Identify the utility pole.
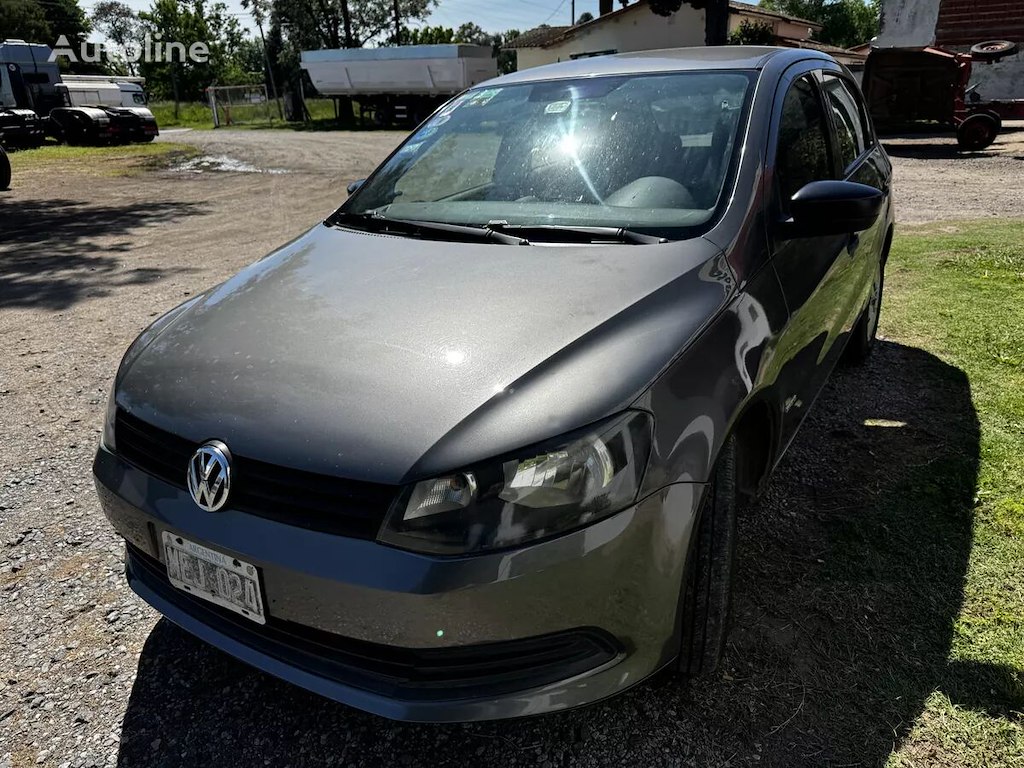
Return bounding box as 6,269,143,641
571,0,575,24
394,0,401,44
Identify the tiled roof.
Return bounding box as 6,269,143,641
506,1,822,51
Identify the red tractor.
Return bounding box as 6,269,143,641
863,40,1023,151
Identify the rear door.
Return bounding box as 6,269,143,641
766,68,856,445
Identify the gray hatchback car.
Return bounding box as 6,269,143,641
95,46,893,721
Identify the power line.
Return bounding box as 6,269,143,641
542,0,570,25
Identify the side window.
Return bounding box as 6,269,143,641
775,75,831,208
822,74,867,171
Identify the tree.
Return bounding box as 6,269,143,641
92,1,142,74
403,25,454,44
272,0,436,49
41,0,90,48
728,19,775,45
497,29,519,74
139,0,246,107
575,11,594,24
759,0,879,48
454,21,489,45
0,0,51,42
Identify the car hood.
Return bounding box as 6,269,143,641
117,223,732,483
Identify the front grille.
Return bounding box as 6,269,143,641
115,408,397,539
127,544,621,699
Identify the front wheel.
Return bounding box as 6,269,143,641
0,145,10,190
677,435,739,676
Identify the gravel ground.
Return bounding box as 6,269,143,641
0,124,1018,768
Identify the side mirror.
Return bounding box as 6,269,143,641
346,178,366,195
780,180,884,238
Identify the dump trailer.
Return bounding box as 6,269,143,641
300,44,497,126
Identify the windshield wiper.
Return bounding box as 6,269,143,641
485,223,668,245
329,211,529,245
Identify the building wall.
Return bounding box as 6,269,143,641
514,5,823,70
876,0,1023,100
517,6,706,69
935,0,1024,45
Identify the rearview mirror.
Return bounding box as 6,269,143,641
780,180,883,238
346,178,366,195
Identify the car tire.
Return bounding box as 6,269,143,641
956,112,999,151
0,146,10,190
676,434,739,677
844,255,885,364
970,40,1019,61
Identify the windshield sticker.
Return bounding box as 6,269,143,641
437,95,465,116
467,88,500,107
545,100,571,114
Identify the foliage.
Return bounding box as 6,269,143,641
0,0,51,42
648,0,684,17
40,0,90,49
92,1,143,75
728,19,776,45
403,24,454,44
271,0,436,49
497,29,519,74
759,0,880,48
138,0,247,101
575,11,594,24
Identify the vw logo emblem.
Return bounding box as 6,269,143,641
187,441,231,511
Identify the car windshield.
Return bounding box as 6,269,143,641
343,70,755,240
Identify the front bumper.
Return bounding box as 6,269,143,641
94,445,703,721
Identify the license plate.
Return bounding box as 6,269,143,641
162,532,265,624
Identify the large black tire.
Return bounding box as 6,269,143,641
0,146,10,191
677,435,739,676
957,112,999,151
970,40,1019,61
845,252,885,364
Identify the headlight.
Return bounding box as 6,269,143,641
379,411,652,555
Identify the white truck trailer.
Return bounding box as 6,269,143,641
300,44,497,125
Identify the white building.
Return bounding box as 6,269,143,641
507,1,842,71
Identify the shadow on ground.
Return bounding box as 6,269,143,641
0,198,206,310
117,341,1000,767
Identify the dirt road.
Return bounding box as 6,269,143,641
0,126,1020,768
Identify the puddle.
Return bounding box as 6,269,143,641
173,154,288,174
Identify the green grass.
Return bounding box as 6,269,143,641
149,98,342,130
881,219,1024,765
8,141,197,175
148,101,216,129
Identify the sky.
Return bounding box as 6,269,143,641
83,0,604,40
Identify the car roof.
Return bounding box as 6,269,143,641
484,46,834,87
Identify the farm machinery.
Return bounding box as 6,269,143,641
864,40,1024,150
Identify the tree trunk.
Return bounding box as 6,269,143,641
341,0,353,47
705,0,729,46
